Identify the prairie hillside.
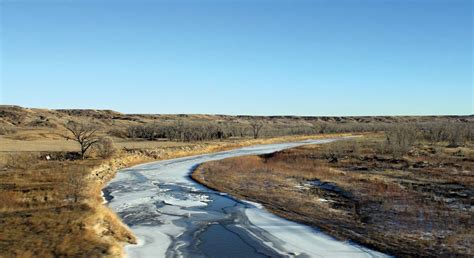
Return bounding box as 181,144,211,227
1,105,472,148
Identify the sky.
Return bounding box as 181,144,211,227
0,0,472,115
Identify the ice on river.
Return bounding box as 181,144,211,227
104,139,389,258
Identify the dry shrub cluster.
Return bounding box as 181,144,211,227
127,121,235,141
92,137,117,159
419,122,472,147
376,122,472,158
383,124,418,158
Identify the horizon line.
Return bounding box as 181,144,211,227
1,104,472,118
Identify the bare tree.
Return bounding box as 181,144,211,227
64,121,100,159
250,120,264,139
238,126,248,138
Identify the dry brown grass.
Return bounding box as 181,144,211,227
192,137,474,257
0,154,136,257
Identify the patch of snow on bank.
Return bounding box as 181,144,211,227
244,203,388,257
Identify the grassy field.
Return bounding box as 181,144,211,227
192,135,473,257
0,133,192,152
0,154,136,257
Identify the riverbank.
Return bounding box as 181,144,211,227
0,133,354,257
192,136,473,256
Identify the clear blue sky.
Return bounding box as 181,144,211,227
0,0,472,115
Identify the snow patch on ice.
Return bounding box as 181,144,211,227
245,205,387,257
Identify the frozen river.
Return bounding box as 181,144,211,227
104,139,388,258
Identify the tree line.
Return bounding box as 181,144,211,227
126,121,247,141
63,119,472,159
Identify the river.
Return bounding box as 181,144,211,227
104,139,388,258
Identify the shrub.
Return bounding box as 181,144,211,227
384,124,417,158
419,122,473,146
420,122,449,143
94,137,117,159
446,123,470,147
